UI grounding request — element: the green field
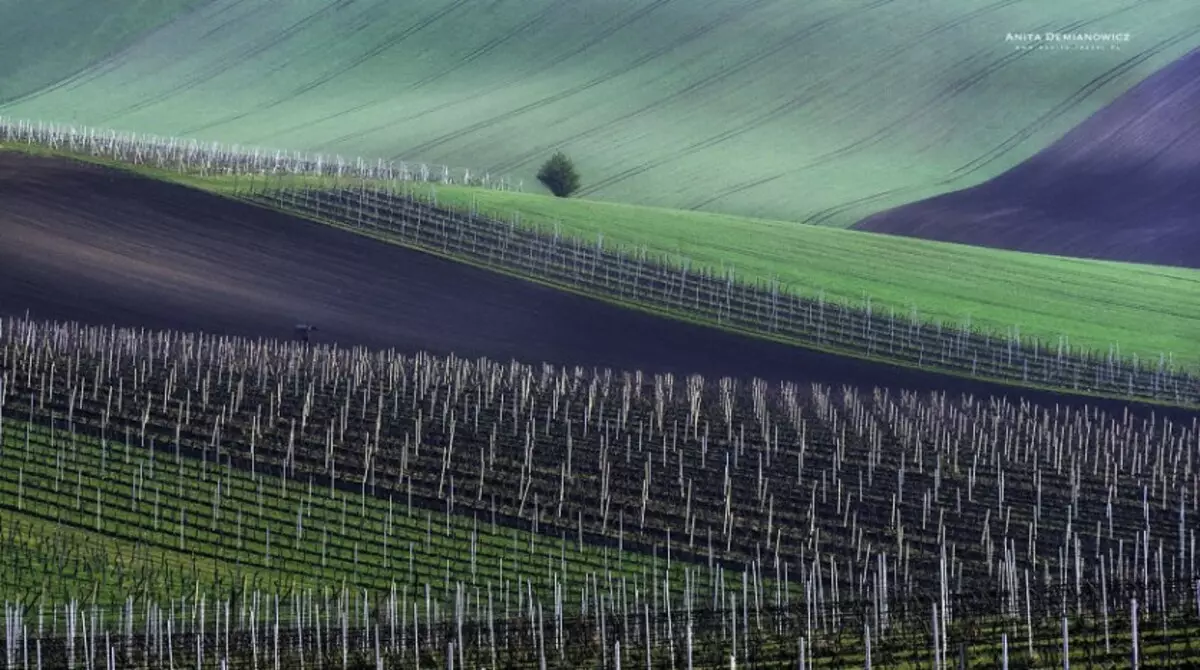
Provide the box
[8,141,1199,373]
[0,0,206,105]
[1,0,1197,225]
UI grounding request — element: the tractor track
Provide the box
[0,0,224,109]
[259,0,578,149]
[310,0,690,155]
[88,1,345,127]
[179,0,479,137]
[487,0,882,176]
[949,22,1200,180]
[383,0,725,158]
[574,0,1026,200]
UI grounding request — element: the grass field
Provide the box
[1,0,1197,225]
[0,0,206,105]
[7,141,1197,373]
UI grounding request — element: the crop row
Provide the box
[4,115,1196,407]
[4,318,1199,609]
[3,586,1200,669]
[0,410,735,605]
[4,317,1200,666]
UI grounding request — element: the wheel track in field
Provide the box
[393,0,578,94]
[178,0,479,137]
[247,0,575,146]
[574,86,836,196]
[386,0,871,161]
[54,0,256,103]
[168,1,399,137]
[575,0,1023,198]
[89,0,346,127]
[681,0,1035,210]
[0,0,226,109]
[389,0,802,159]
[823,20,1200,228]
[488,0,906,176]
[324,0,689,155]
[389,0,804,159]
[250,2,389,80]
[691,7,1140,216]
[702,3,1166,225]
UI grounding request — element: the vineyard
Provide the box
[2,4,1199,666]
[1,316,1199,667]
[250,183,1200,408]
[0,118,517,192]
[4,119,1200,412]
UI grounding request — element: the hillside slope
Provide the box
[854,46,1200,268]
[0,0,205,104]
[0,152,1192,414]
[1,0,1197,224]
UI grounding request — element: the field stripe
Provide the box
[489,0,907,175]
[88,2,345,126]
[178,0,480,137]
[0,0,224,108]
[574,0,1027,198]
[950,22,1200,179]
[383,0,761,157]
[249,0,577,146]
[307,0,687,152]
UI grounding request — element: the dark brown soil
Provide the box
[0,151,1184,416]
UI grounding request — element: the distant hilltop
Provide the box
[1005,32,1131,42]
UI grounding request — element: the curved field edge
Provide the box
[2,0,1198,226]
[4,143,1198,383]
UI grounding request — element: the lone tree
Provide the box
[536,151,581,197]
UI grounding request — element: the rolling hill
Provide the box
[854,45,1200,267]
[0,149,1090,403]
[1,0,1198,225]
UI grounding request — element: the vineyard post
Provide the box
[864,623,871,669]
[932,603,940,670]
[1130,598,1139,669]
[1061,615,1068,670]
[685,624,693,670]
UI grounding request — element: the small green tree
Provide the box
[536,151,581,197]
